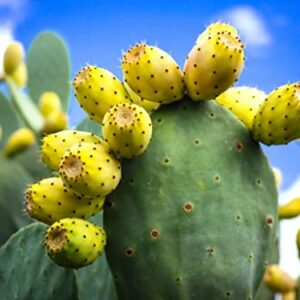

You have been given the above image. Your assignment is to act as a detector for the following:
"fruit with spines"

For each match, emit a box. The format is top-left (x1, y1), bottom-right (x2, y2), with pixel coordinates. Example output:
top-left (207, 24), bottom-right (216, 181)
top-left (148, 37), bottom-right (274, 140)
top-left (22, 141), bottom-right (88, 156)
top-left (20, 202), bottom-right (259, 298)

top-left (263, 265), bottom-right (297, 293)
top-left (252, 82), bottom-right (300, 145)
top-left (25, 177), bottom-right (105, 225)
top-left (4, 128), bottom-right (35, 157)
top-left (215, 87), bottom-right (266, 129)
top-left (3, 42), bottom-right (24, 75)
top-left (59, 142), bottom-right (121, 198)
top-left (122, 43), bottom-right (185, 103)
top-left (39, 91), bottom-right (62, 117)
top-left (279, 198), bottom-right (300, 219)
top-left (42, 110), bottom-right (68, 134)
top-left (184, 23), bottom-right (245, 100)
top-left (73, 65), bottom-right (130, 123)
top-left (124, 82), bottom-right (160, 113)
top-left (41, 130), bottom-right (106, 171)
top-left (102, 103), bottom-right (152, 158)
top-left (44, 218), bottom-right (106, 268)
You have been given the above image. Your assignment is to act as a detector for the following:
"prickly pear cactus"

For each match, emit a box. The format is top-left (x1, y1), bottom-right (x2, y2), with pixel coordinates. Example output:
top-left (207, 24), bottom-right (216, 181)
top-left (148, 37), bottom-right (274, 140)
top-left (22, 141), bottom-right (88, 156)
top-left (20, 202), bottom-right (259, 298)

top-left (104, 98), bottom-right (278, 299)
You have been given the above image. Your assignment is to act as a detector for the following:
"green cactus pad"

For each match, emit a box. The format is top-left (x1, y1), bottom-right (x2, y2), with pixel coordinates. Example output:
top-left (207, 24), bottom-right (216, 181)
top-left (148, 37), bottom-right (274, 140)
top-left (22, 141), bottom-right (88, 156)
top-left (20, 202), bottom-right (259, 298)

top-left (104, 98), bottom-right (278, 299)
top-left (27, 31), bottom-right (71, 112)
top-left (0, 223), bottom-right (78, 300)
top-left (0, 92), bottom-right (20, 148)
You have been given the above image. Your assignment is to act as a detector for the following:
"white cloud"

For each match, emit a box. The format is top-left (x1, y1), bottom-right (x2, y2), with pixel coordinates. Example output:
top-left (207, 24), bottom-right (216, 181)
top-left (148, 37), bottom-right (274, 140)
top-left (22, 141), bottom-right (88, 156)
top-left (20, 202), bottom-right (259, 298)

top-left (279, 177), bottom-right (300, 278)
top-left (220, 6), bottom-right (272, 47)
top-left (0, 25), bottom-right (14, 78)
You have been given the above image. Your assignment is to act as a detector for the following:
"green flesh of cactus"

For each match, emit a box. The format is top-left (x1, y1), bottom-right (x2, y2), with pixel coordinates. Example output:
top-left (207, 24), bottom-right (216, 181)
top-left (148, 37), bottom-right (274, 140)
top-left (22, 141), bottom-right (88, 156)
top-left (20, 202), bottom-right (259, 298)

top-left (104, 98), bottom-right (278, 300)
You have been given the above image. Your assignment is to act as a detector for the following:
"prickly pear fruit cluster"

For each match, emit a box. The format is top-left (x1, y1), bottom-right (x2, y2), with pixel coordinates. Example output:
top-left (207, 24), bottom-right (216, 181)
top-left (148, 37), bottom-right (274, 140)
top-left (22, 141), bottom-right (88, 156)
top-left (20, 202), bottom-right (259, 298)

top-left (44, 218), bottom-right (106, 268)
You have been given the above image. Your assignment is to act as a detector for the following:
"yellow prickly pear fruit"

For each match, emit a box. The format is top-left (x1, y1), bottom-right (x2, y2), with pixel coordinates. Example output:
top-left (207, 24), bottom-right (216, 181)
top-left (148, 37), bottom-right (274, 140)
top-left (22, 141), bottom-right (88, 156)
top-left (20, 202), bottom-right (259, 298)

top-left (41, 130), bottom-right (106, 171)
top-left (215, 87), bottom-right (266, 129)
top-left (4, 128), bottom-right (35, 157)
top-left (3, 41), bottom-right (24, 74)
top-left (272, 167), bottom-right (282, 189)
top-left (282, 290), bottom-right (296, 300)
top-left (252, 82), bottom-right (300, 145)
top-left (196, 22), bottom-right (238, 44)
top-left (9, 62), bottom-right (28, 88)
top-left (59, 142), bottom-right (121, 198)
top-left (121, 43), bottom-right (185, 104)
top-left (279, 198), bottom-right (300, 219)
top-left (124, 82), bottom-right (160, 113)
top-left (184, 23), bottom-right (245, 101)
top-left (297, 228), bottom-right (300, 258)
top-left (42, 110), bottom-right (68, 134)
top-left (25, 177), bottom-right (105, 225)
top-left (39, 91), bottom-right (62, 117)
top-left (44, 218), bottom-right (106, 268)
top-left (263, 265), bottom-right (297, 293)
top-left (73, 65), bottom-right (130, 123)
top-left (102, 103), bottom-right (153, 158)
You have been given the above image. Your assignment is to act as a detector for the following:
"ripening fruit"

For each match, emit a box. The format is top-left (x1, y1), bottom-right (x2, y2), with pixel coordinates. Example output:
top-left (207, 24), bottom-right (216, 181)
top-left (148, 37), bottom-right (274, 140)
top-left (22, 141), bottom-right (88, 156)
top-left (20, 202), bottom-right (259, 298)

top-left (215, 87), bottom-right (266, 129)
top-left (9, 62), bottom-right (28, 88)
top-left (59, 142), bottom-right (121, 198)
top-left (44, 218), bottom-right (106, 268)
top-left (4, 128), bottom-right (35, 157)
top-left (73, 65), bottom-right (130, 123)
top-left (3, 42), bottom-right (24, 75)
top-left (263, 265), bottom-right (297, 293)
top-left (122, 43), bottom-right (185, 104)
top-left (279, 198), bottom-right (300, 219)
top-left (25, 177), bottom-right (105, 225)
top-left (252, 82), bottom-right (300, 145)
top-left (184, 23), bottom-right (245, 101)
top-left (124, 82), bottom-right (160, 113)
top-left (39, 91), bottom-right (62, 117)
top-left (42, 110), bottom-right (68, 134)
top-left (41, 130), bottom-right (106, 171)
top-left (102, 103), bottom-right (153, 158)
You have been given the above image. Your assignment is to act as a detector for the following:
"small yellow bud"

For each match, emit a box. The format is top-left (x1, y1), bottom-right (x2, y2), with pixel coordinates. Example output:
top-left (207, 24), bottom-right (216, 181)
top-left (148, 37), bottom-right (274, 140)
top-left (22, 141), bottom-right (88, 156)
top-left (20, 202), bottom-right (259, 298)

top-left (9, 62), bottom-right (28, 88)
top-left (3, 42), bottom-right (24, 75)
top-left (39, 92), bottom-right (62, 117)
top-left (42, 110), bottom-right (68, 134)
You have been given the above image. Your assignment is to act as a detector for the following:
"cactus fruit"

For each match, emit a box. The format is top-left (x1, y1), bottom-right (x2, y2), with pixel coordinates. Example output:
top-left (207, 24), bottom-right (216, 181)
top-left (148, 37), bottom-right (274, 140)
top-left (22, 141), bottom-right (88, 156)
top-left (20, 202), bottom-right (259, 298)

top-left (41, 130), bottom-right (105, 171)
top-left (3, 42), bottom-right (24, 75)
top-left (124, 82), bottom-right (160, 113)
top-left (102, 103), bottom-right (152, 158)
top-left (272, 167), bottom-right (282, 189)
top-left (44, 218), bottom-right (106, 268)
top-left (297, 229), bottom-right (300, 258)
top-left (42, 110), bottom-right (68, 134)
top-left (282, 290), bottom-right (297, 300)
top-left (279, 198), bottom-right (300, 219)
top-left (9, 62), bottom-right (28, 88)
top-left (121, 44), bottom-right (185, 103)
top-left (4, 128), bottom-right (35, 157)
top-left (104, 99), bottom-right (278, 299)
top-left (215, 87), bottom-right (266, 129)
top-left (39, 91), bottom-right (62, 117)
top-left (184, 23), bottom-right (245, 101)
top-left (73, 65), bottom-right (130, 123)
top-left (252, 82), bottom-right (300, 145)
top-left (59, 142), bottom-right (121, 198)
top-left (25, 177), bottom-right (105, 225)
top-left (263, 265), bottom-right (297, 293)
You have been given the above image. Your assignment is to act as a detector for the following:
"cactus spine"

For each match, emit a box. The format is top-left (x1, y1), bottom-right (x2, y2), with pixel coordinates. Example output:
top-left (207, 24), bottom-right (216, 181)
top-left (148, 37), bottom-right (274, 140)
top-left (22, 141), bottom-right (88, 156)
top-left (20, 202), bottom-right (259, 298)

top-left (44, 218), bottom-right (106, 268)
top-left (102, 103), bottom-right (153, 158)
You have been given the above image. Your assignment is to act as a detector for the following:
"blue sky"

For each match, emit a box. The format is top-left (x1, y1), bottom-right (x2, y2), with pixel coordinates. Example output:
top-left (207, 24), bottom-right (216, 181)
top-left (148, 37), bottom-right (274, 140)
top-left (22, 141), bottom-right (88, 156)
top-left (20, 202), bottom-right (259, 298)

top-left (1, 0), bottom-right (300, 273)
